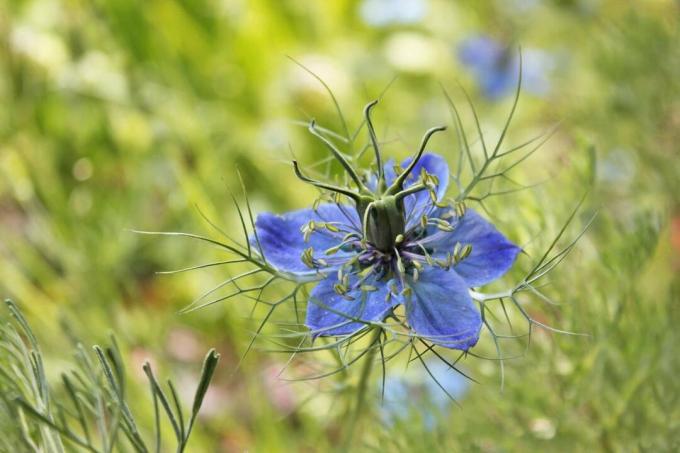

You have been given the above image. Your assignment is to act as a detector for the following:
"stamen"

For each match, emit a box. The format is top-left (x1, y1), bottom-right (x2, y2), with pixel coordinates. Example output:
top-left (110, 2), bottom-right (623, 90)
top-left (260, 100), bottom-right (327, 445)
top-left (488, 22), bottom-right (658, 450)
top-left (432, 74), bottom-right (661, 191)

top-left (360, 285), bottom-right (378, 292)
top-left (457, 244), bottom-right (472, 262)
top-left (301, 220), bottom-right (316, 242)
top-left (432, 219), bottom-right (454, 232)
top-left (433, 198), bottom-right (449, 208)
top-left (456, 201), bottom-right (467, 218)
top-left (394, 247), bottom-right (406, 274)
top-left (324, 239), bottom-right (352, 256)
top-left (323, 222), bottom-right (340, 233)
top-left (415, 243), bottom-right (435, 266)
top-left (301, 247), bottom-right (315, 268)
top-left (333, 283), bottom-right (351, 298)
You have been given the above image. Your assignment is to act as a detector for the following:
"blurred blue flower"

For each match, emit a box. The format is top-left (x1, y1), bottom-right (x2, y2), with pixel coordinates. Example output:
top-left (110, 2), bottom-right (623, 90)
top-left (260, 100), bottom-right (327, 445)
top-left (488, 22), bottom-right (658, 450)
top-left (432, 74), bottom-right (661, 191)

top-left (254, 142), bottom-right (520, 349)
top-left (458, 36), bottom-right (555, 100)
top-left (359, 0), bottom-right (428, 27)
top-left (380, 359), bottom-right (470, 427)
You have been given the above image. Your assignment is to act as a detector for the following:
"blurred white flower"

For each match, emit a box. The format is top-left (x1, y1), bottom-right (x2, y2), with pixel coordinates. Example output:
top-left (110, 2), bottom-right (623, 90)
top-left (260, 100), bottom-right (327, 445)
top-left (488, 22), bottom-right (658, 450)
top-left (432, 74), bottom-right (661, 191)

top-left (10, 24), bottom-right (69, 72)
top-left (57, 51), bottom-right (129, 102)
top-left (288, 54), bottom-right (351, 99)
top-left (359, 0), bottom-right (428, 27)
top-left (530, 417), bottom-right (557, 439)
top-left (384, 32), bottom-right (440, 73)
top-left (597, 148), bottom-right (636, 187)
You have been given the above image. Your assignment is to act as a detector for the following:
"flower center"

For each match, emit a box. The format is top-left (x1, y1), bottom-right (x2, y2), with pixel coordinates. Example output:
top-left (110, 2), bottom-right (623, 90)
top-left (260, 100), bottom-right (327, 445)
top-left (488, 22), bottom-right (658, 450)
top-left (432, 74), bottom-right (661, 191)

top-left (362, 195), bottom-right (406, 253)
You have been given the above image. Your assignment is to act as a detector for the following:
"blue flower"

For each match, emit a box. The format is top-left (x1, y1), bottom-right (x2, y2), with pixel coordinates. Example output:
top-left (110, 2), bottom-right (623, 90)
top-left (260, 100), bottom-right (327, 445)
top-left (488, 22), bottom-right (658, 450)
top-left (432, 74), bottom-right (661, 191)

top-left (458, 35), bottom-right (554, 100)
top-left (254, 105), bottom-right (520, 351)
top-left (380, 359), bottom-right (470, 427)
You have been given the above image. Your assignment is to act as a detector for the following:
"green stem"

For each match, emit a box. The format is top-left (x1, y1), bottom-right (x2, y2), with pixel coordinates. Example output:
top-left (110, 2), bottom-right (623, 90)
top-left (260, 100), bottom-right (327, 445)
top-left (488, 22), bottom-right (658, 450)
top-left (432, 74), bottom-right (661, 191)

top-left (341, 328), bottom-right (381, 451)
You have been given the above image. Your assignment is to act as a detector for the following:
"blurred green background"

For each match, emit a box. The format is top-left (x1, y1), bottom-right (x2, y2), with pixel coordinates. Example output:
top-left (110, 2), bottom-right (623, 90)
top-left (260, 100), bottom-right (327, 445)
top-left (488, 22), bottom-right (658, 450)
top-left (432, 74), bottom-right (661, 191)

top-left (1, 0), bottom-right (679, 451)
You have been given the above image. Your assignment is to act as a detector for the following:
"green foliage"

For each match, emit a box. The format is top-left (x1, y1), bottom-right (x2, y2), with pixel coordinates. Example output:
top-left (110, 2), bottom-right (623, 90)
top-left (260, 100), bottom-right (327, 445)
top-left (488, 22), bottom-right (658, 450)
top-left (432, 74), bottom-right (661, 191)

top-left (0, 300), bottom-right (219, 452)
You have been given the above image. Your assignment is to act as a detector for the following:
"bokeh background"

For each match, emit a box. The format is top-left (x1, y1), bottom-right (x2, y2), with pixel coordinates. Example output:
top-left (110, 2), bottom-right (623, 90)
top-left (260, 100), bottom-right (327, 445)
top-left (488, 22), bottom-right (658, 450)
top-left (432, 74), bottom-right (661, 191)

top-left (1, 0), bottom-right (679, 451)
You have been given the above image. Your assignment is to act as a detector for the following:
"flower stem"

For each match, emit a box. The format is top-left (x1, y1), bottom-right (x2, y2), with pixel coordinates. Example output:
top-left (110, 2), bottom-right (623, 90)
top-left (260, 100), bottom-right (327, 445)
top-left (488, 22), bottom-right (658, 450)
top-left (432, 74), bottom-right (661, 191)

top-left (341, 327), bottom-right (381, 451)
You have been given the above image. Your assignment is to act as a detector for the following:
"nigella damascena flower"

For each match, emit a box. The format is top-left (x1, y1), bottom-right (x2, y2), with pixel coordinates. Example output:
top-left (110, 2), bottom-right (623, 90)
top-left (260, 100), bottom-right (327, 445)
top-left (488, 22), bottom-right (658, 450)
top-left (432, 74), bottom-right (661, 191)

top-left (254, 102), bottom-right (521, 351)
top-left (458, 35), bottom-right (554, 100)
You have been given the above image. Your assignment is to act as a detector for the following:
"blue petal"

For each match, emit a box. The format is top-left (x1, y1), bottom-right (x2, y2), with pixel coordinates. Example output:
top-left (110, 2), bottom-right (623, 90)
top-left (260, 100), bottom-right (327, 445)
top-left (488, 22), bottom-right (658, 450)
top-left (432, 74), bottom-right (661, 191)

top-left (402, 154), bottom-right (449, 230)
top-left (399, 152), bottom-right (449, 202)
top-left (458, 36), bottom-right (504, 72)
top-left (458, 36), bottom-right (517, 100)
top-left (253, 203), bottom-right (359, 275)
top-left (305, 274), bottom-right (398, 336)
top-left (428, 209), bottom-right (521, 287)
top-left (405, 268), bottom-right (481, 350)
top-left (480, 68), bottom-right (515, 100)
